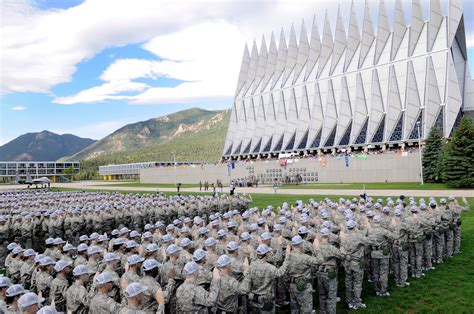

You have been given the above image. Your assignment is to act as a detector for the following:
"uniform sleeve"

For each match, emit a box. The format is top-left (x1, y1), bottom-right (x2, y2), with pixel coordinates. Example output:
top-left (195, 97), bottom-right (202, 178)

top-left (302, 253), bottom-right (322, 266)
top-left (272, 258), bottom-right (289, 278)
top-left (194, 279), bottom-right (219, 307)
top-left (105, 296), bottom-right (122, 312)
top-left (228, 275), bottom-right (250, 295)
top-left (163, 279), bottom-right (175, 304)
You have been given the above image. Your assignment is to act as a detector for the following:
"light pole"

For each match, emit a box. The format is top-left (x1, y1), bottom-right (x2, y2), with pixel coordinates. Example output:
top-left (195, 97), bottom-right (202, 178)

top-left (172, 151), bottom-right (176, 186)
top-left (417, 121), bottom-right (424, 185)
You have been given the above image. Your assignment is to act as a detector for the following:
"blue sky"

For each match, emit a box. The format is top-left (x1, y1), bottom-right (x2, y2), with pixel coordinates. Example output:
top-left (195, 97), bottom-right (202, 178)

top-left (1, 0), bottom-right (473, 145)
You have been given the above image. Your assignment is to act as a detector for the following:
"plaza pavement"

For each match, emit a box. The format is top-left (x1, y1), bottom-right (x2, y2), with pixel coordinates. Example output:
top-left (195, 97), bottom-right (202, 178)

top-left (1, 180), bottom-right (472, 198)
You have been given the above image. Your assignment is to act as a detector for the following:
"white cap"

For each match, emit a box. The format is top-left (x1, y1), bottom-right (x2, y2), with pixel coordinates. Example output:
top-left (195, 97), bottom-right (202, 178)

top-left (37, 306), bottom-right (58, 314)
top-left (94, 272), bottom-right (114, 285)
top-left (183, 261), bottom-right (199, 275)
top-left (124, 282), bottom-right (147, 298)
top-left (17, 292), bottom-right (44, 309)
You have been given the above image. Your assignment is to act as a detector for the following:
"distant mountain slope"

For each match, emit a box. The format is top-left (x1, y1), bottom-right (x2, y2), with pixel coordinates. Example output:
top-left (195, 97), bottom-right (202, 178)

top-left (62, 108), bottom-right (229, 163)
top-left (0, 131), bottom-right (96, 161)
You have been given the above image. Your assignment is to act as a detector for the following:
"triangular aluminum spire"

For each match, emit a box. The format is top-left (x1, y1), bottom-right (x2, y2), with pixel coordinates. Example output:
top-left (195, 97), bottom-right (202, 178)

top-left (330, 7), bottom-right (347, 75)
top-left (428, 0), bottom-right (443, 52)
top-left (335, 77), bottom-right (352, 145)
top-left (272, 91), bottom-right (288, 151)
top-left (271, 28), bottom-right (288, 89)
top-left (307, 82), bottom-right (324, 149)
top-left (409, 0), bottom-right (424, 57)
top-left (232, 99), bottom-right (248, 154)
top-left (251, 95), bottom-right (267, 152)
top-left (350, 73), bottom-right (369, 144)
top-left (223, 102), bottom-right (239, 155)
top-left (235, 44), bottom-right (250, 97)
top-left (358, 1), bottom-right (375, 68)
top-left (242, 98), bottom-right (257, 154)
top-left (281, 24), bottom-right (298, 87)
top-left (445, 53), bottom-right (463, 137)
top-left (448, 0), bottom-right (463, 48)
top-left (304, 14), bottom-right (321, 81)
top-left (374, 0), bottom-right (390, 64)
top-left (251, 36), bottom-right (268, 94)
top-left (295, 85), bottom-right (311, 149)
top-left (260, 32), bottom-right (278, 92)
top-left (368, 69), bottom-right (385, 142)
top-left (282, 88), bottom-right (299, 149)
top-left (317, 11), bottom-right (333, 78)
top-left (424, 56), bottom-right (442, 134)
top-left (260, 93), bottom-right (277, 153)
top-left (431, 51), bottom-right (447, 102)
top-left (412, 57), bottom-right (427, 105)
top-left (404, 61), bottom-right (422, 140)
top-left (386, 65), bottom-right (403, 140)
top-left (242, 40), bottom-right (259, 96)
top-left (463, 63), bottom-right (474, 119)
top-left (344, 1), bottom-right (361, 72)
top-left (293, 19), bottom-right (310, 84)
top-left (391, 0), bottom-right (407, 60)
top-left (320, 80), bottom-right (338, 146)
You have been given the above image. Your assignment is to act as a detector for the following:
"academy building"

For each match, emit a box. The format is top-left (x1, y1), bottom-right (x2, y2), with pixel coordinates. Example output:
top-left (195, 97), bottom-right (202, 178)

top-left (222, 0), bottom-right (474, 160)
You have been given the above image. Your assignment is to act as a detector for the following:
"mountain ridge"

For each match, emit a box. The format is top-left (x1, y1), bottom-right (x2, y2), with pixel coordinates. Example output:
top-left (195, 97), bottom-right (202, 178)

top-left (0, 130), bottom-right (96, 161)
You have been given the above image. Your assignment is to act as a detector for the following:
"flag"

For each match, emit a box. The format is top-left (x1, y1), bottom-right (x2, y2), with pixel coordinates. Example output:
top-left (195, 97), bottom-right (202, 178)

top-left (344, 153), bottom-right (349, 167)
top-left (231, 162), bottom-right (235, 169)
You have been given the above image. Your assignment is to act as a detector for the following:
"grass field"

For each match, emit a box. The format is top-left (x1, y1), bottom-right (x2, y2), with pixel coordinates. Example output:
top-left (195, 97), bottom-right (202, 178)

top-left (97, 182), bottom-right (200, 189)
top-left (279, 182), bottom-right (460, 190)
top-left (47, 187), bottom-right (474, 312)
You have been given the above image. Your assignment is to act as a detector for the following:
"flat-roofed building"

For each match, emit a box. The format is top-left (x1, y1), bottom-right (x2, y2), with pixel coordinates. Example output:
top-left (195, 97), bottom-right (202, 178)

top-left (99, 161), bottom-right (206, 180)
top-left (0, 161), bottom-right (80, 183)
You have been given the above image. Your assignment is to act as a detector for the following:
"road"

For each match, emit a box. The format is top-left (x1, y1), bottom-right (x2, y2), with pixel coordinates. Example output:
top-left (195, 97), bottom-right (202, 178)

top-left (1, 181), bottom-right (472, 197)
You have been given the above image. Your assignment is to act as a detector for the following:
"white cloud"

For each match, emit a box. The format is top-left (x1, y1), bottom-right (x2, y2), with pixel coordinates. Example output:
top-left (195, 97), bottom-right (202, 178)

top-left (2, 0), bottom-right (344, 98)
top-left (55, 22), bottom-right (245, 104)
top-left (467, 32), bottom-right (474, 48)
top-left (54, 80), bottom-right (148, 104)
top-left (11, 106), bottom-right (28, 111)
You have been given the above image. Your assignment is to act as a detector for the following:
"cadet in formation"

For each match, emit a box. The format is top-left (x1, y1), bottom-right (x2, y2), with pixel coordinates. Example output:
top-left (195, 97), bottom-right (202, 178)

top-left (0, 189), bottom-right (469, 313)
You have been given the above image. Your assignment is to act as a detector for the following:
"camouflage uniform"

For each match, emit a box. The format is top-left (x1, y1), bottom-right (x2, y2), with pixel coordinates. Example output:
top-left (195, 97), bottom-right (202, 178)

top-left (138, 274), bottom-right (174, 312)
top-left (287, 250), bottom-right (321, 314)
top-left (215, 273), bottom-right (250, 313)
top-left (340, 229), bottom-right (367, 308)
top-left (316, 242), bottom-right (341, 314)
top-left (90, 291), bottom-right (122, 314)
top-left (65, 281), bottom-right (95, 313)
top-left (19, 260), bottom-right (35, 289)
top-left (175, 279), bottom-right (219, 313)
top-left (366, 224), bottom-right (394, 295)
top-left (0, 222), bottom-right (10, 266)
top-left (406, 214), bottom-right (424, 278)
top-left (36, 270), bottom-right (54, 304)
top-left (392, 220), bottom-right (409, 286)
top-left (248, 258), bottom-right (289, 313)
top-left (50, 275), bottom-right (70, 312)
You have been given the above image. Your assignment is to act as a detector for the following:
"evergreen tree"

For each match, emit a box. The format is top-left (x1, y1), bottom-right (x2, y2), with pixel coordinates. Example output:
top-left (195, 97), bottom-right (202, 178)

top-left (441, 116), bottom-right (474, 188)
top-left (422, 127), bottom-right (444, 182)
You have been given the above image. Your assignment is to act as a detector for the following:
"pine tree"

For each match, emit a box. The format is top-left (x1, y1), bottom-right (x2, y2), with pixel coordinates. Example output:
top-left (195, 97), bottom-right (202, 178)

top-left (422, 127), bottom-right (444, 182)
top-left (441, 116), bottom-right (474, 188)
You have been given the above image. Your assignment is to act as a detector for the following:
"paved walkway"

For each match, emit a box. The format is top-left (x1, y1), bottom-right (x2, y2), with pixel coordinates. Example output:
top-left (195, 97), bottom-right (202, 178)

top-left (1, 181), bottom-right (472, 197)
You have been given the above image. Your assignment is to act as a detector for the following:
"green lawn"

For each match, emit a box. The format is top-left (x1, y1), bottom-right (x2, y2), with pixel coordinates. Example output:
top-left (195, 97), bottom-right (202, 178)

top-left (31, 188), bottom-right (474, 312)
top-left (278, 182), bottom-right (460, 190)
top-left (96, 182), bottom-right (200, 189)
